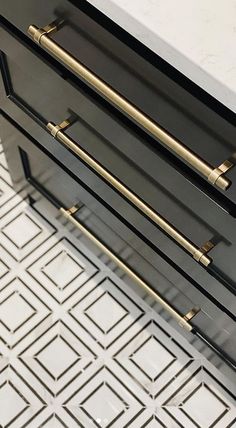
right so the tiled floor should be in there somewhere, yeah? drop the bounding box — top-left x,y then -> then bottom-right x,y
0,145 -> 236,427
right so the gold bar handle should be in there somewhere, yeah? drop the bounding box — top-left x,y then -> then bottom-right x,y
28,24 -> 234,191
47,120 -> 213,267
60,205 -> 200,332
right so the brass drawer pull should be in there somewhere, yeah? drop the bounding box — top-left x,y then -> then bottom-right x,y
60,205 -> 200,332
28,23 -> 234,191
47,119 -> 214,267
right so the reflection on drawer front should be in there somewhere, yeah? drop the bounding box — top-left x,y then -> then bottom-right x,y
1,113 -> 236,368
0,0 -> 236,198
1,23 -> 236,295
0,0 -> 236,373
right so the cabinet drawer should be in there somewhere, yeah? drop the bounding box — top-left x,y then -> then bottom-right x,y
1,23 -> 236,297
0,0 -> 236,206
1,112 -> 236,368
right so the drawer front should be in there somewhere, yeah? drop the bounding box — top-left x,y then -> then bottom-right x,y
1,112 -> 236,367
1,24 -> 236,299
0,0 -> 236,206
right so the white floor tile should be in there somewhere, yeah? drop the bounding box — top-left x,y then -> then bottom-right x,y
0,152 -> 235,427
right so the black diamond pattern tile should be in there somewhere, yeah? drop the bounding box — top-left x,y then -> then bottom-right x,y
0,144 -> 235,427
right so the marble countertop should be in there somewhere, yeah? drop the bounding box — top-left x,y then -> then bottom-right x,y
87,0 -> 236,113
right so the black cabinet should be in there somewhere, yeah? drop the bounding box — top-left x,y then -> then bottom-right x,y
1,112 -> 236,367
1,22 -> 236,300
0,0 -> 236,206
0,0 -> 236,369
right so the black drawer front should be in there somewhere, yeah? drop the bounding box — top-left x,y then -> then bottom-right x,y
0,1 -> 236,206
1,112 -> 236,368
1,24 -> 236,298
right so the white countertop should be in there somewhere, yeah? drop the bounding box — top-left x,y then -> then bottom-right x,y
87,0 -> 236,113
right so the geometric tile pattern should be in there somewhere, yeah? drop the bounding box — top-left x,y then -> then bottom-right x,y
0,381 -> 29,427
0,277 -> 50,349
0,257 -> 9,280
0,199 -> 56,261
19,320 -> 97,397
161,363 -> 236,427
0,365 -> 45,427
64,364 -> 145,427
114,319 -> 193,398
0,145 -> 236,427
2,212 -> 42,248
69,276 -> 144,350
27,238 -> 99,303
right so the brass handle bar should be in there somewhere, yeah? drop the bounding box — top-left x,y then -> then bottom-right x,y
47,120 -> 213,267
28,24 -> 233,191
60,206 -> 199,332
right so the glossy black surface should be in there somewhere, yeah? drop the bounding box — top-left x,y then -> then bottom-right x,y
0,1 -> 236,206
1,112 -> 236,368
0,22 -> 236,298
0,0 -> 236,367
